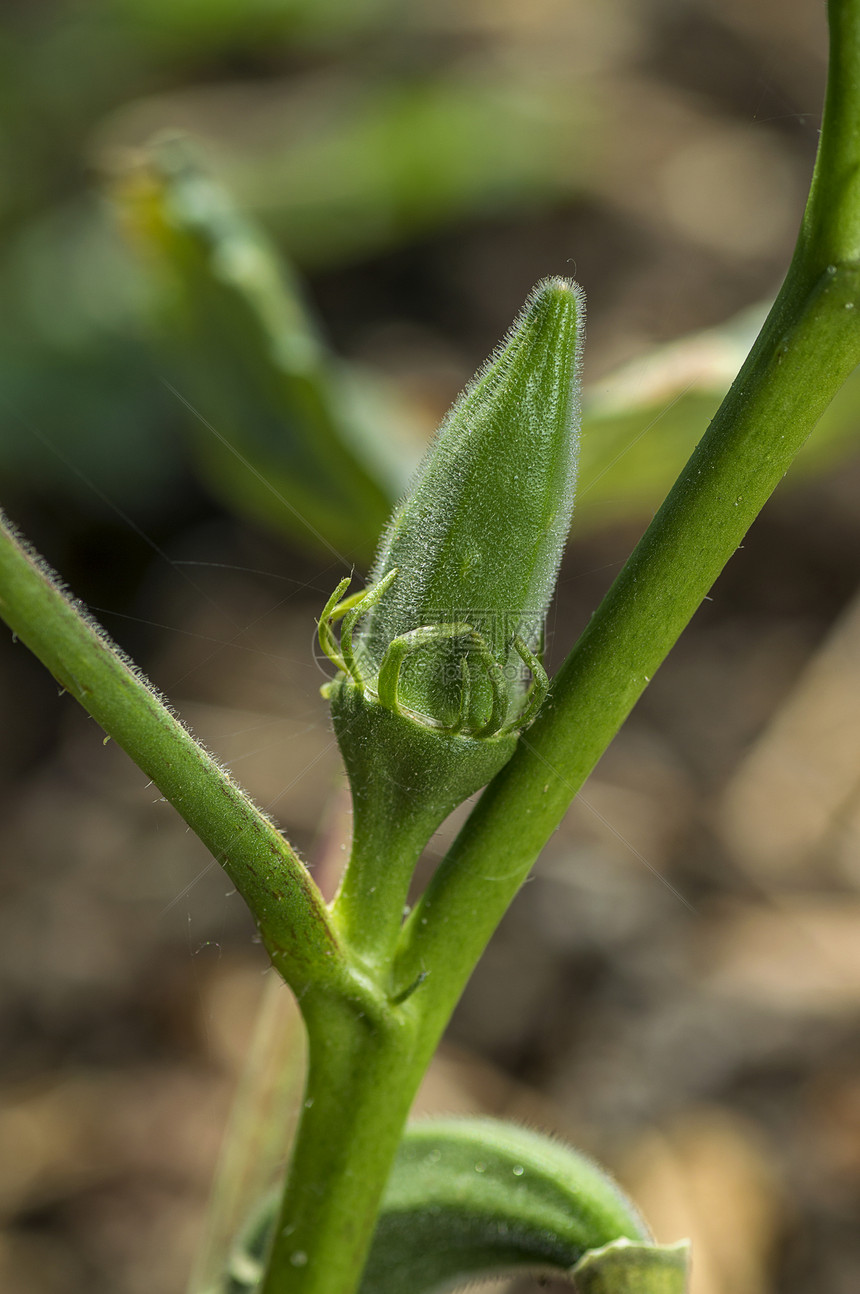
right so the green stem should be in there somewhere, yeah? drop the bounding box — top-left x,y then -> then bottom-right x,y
393,0 -> 860,1038
326,680 -> 517,973
798,0 -> 860,274
0,508 -> 424,1289
0,509 -> 338,995
330,815 -> 430,970
258,991 -> 422,1294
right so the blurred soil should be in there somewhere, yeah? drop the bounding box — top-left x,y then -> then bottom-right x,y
2,3 -> 860,1294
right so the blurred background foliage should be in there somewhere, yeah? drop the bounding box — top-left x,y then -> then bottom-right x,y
3,3 -> 860,1294
4,0 -> 858,552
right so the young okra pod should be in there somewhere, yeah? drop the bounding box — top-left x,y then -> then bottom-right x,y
320,280 -> 585,952
329,277 -> 584,738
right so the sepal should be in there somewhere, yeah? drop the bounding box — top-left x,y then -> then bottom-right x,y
571,1238 -> 691,1294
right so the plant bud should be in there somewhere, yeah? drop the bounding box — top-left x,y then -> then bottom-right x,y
323,277 -> 584,740
319,280 -> 584,892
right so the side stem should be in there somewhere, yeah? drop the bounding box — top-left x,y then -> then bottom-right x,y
395,260 -> 860,1040
0,510 -> 337,993
393,0 -> 860,1042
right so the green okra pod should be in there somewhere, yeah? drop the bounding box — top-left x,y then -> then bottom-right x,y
324,276 -> 584,739
319,279 -> 586,961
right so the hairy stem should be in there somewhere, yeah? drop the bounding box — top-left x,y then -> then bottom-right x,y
0,509 -> 338,994
394,0 -> 860,1051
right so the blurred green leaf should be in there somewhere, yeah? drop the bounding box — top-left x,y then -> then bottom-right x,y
230,68 -> 589,267
0,195 -> 182,510
108,130 -> 860,561
113,136 -> 408,559
577,305 -> 860,531
221,1118 -> 651,1293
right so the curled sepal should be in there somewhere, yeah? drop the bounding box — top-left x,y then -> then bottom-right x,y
320,573 -> 530,740
317,570 -> 399,684
222,1118 -> 651,1293
377,624 -> 473,725
506,634 -> 549,732
571,1238 -> 691,1294
375,623 -> 508,737
317,576 -> 353,675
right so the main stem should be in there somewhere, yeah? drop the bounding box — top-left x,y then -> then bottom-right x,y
258,992 -> 424,1294
391,0 -> 860,1026
392,258 -> 860,1024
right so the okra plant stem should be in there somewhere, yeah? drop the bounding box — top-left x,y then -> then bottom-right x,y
394,260 -> 860,1038
0,512 -> 340,997
257,988 -> 421,1294
392,0 -> 860,1024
